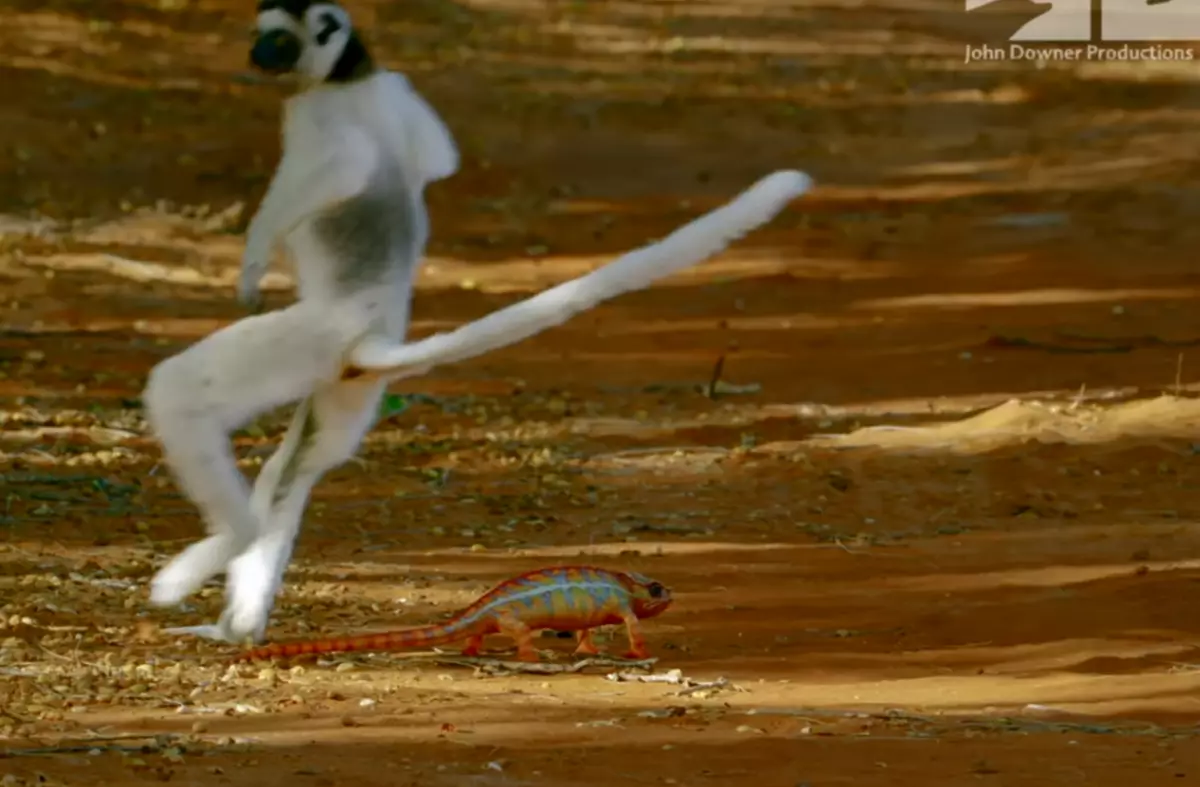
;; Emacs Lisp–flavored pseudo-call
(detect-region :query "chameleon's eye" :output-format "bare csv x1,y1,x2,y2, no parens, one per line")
647,582,665,599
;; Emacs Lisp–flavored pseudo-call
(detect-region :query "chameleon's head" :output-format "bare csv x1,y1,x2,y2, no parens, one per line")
621,571,673,619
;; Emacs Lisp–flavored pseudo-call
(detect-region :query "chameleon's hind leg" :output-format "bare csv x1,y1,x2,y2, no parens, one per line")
496,615,540,662
574,628,603,656
459,634,485,657
620,614,650,660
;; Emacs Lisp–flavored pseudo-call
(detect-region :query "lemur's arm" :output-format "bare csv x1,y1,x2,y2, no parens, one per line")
239,126,379,307
381,72,459,187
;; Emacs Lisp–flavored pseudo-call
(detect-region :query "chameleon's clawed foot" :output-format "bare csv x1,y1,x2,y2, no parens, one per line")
621,616,654,661
573,630,602,656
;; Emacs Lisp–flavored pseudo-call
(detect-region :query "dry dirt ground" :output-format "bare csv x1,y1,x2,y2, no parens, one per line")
4,0,1200,785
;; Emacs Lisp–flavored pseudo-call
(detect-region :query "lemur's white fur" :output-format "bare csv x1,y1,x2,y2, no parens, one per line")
145,1,813,645
146,2,458,644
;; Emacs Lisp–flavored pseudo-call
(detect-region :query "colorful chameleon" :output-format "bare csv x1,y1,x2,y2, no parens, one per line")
236,565,674,663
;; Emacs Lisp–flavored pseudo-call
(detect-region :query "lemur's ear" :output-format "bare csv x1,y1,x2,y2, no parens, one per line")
314,10,341,46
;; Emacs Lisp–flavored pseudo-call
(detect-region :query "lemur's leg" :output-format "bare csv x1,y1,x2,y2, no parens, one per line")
218,373,388,642
153,397,316,644
145,301,349,610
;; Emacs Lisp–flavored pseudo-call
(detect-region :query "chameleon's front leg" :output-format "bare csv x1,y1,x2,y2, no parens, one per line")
574,628,603,656
621,614,650,660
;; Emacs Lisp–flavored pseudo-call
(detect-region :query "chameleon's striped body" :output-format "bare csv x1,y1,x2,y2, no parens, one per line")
237,565,673,663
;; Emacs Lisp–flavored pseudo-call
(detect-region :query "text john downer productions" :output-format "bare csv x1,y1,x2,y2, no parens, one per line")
964,0,1199,63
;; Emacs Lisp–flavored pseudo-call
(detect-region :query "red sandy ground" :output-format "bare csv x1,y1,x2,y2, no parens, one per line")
3,1,1200,785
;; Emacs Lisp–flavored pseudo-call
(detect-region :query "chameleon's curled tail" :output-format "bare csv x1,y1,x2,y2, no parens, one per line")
236,622,467,662
345,168,814,381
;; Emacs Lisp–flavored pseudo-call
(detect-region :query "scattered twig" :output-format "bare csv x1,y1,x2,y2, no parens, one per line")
607,668,688,684
1055,330,1200,349
0,472,114,486
1068,382,1087,411
585,446,731,462
38,643,83,668
0,744,155,757
0,733,188,759
0,326,133,339
985,332,1200,355
635,362,761,399
677,676,740,697
705,355,726,400
431,655,658,677
983,335,1133,354
832,537,870,555
81,733,184,745
606,668,744,696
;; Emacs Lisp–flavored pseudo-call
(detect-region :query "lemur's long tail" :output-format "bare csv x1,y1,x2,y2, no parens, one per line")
345,169,814,381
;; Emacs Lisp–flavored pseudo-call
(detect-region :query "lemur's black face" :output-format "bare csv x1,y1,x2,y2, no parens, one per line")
251,0,371,83
251,25,302,73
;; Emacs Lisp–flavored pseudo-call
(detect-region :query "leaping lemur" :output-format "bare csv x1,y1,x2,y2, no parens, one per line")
143,0,814,645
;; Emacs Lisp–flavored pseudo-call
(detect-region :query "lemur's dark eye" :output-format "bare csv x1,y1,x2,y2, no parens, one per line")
647,582,665,599
315,11,340,46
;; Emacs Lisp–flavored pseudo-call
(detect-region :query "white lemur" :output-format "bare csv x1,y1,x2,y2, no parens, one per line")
143,0,813,645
